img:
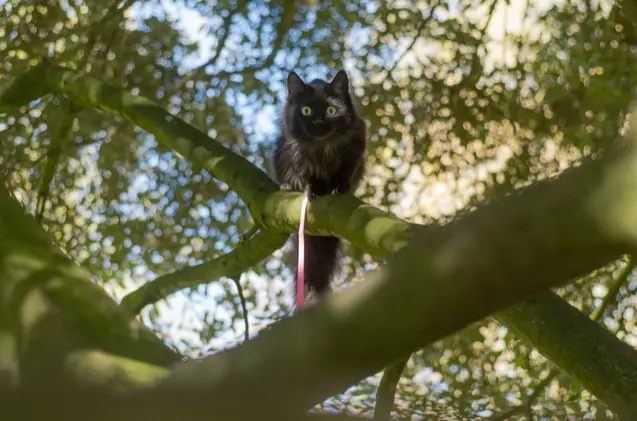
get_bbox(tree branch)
[169,0,296,95]
[0,384,371,421]
[0,178,181,382]
[590,257,634,322]
[497,290,637,419]
[372,3,439,97]
[168,4,244,95]
[3,60,637,419]
[120,230,288,314]
[231,275,251,342]
[153,145,636,420]
[373,357,408,420]
[261,0,297,69]
[490,257,634,419]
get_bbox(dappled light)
[1,0,637,420]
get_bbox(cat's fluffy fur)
[273,70,366,301]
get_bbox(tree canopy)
[1,0,637,420]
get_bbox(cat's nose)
[313,118,324,124]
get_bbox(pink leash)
[296,194,310,310]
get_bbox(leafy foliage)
[1,0,635,418]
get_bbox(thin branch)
[35,96,82,224]
[120,230,288,314]
[527,368,558,404]
[590,257,634,322]
[486,405,526,421]
[169,0,295,96]
[261,0,296,69]
[373,357,409,421]
[480,0,500,37]
[231,275,250,342]
[78,0,139,70]
[372,4,439,96]
[240,224,259,243]
[168,5,244,95]
[98,0,139,27]
[485,368,555,421]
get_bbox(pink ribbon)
[296,194,310,310]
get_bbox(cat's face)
[284,70,354,143]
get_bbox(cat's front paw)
[331,185,350,195]
[279,183,294,192]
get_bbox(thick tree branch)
[65,350,169,391]
[0,384,369,421]
[497,290,637,419]
[0,178,181,386]
[152,147,636,420]
[2,61,637,419]
[120,230,288,314]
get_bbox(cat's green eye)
[301,106,312,116]
[326,106,337,116]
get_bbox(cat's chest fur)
[284,137,344,179]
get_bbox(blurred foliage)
[1,0,636,418]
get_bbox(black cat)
[273,70,367,301]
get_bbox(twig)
[261,0,296,69]
[372,4,439,96]
[590,256,634,322]
[480,0,500,37]
[231,275,250,342]
[487,368,556,420]
[168,0,296,96]
[528,368,557,403]
[35,97,82,224]
[240,224,259,243]
[486,405,525,421]
[78,0,138,70]
[168,5,244,95]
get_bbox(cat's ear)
[287,71,307,96]
[330,70,350,96]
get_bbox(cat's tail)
[292,233,341,301]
